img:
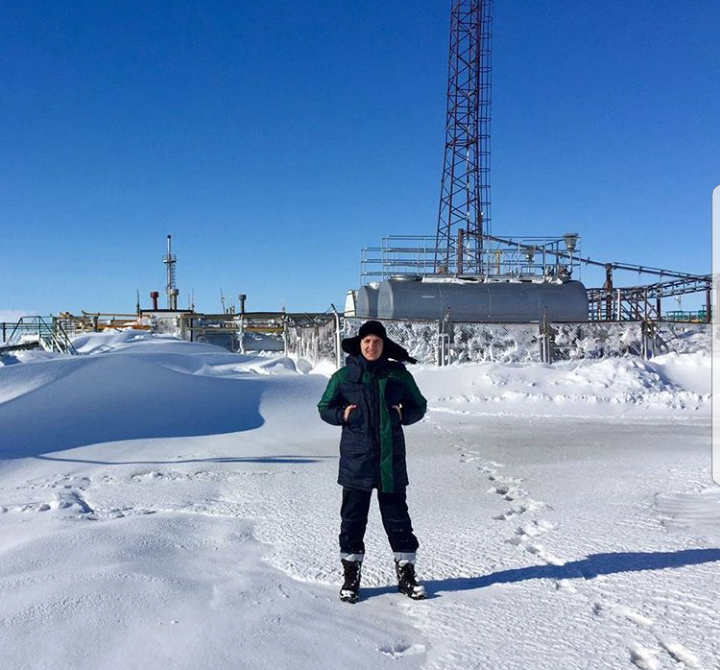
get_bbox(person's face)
[361,334,384,361]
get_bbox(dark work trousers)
[339,486,419,555]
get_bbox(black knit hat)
[358,320,387,340]
[341,320,418,364]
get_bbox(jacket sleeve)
[317,373,346,426]
[400,370,427,426]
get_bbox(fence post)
[282,314,289,357]
[438,311,452,366]
[640,318,655,359]
[238,315,246,354]
[331,305,342,369]
[539,316,555,363]
[437,333,450,366]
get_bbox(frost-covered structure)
[326,319,709,368]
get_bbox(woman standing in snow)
[317,320,428,603]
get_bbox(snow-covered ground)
[0,331,716,670]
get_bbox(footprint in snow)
[493,501,539,521]
[554,579,577,593]
[595,602,701,669]
[378,643,426,658]
[629,643,660,670]
[486,473,525,485]
[593,602,653,627]
[488,484,528,502]
[525,543,565,566]
[505,520,556,545]
[658,641,700,668]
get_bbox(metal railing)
[361,234,582,283]
[0,316,78,355]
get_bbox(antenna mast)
[435,0,492,275]
[163,235,178,310]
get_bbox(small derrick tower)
[435,0,492,275]
[163,234,179,310]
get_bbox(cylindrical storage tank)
[355,285,380,318]
[377,279,588,322]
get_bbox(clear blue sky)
[2,0,717,315]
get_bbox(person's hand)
[392,404,402,420]
[343,404,358,422]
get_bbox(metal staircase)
[0,316,78,356]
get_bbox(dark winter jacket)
[317,355,427,493]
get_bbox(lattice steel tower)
[163,234,179,310]
[435,0,492,275]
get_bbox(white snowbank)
[411,351,710,417]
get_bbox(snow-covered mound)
[0,333,324,459]
[413,351,710,416]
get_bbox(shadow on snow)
[361,548,720,599]
[0,355,273,459]
[35,455,330,466]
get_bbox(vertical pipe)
[331,305,342,370]
[457,228,465,275]
[706,287,712,323]
[603,264,613,321]
[641,322,647,359]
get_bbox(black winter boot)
[395,559,426,600]
[340,559,362,603]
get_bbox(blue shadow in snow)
[360,548,720,600]
[0,357,271,459]
[35,455,330,466]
